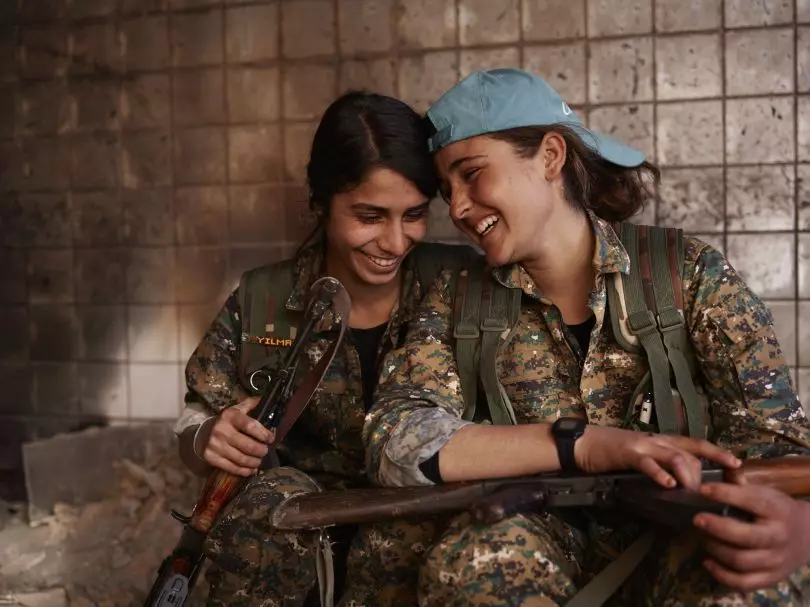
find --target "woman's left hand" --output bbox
[693,482,810,591]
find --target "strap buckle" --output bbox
[454,322,480,339]
[627,310,658,338]
[657,306,684,334]
[481,316,508,332]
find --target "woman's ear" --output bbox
[540,131,567,180]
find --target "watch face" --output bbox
[554,417,586,438]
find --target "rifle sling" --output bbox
[565,530,656,607]
[272,288,351,446]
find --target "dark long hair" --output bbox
[489,126,659,222]
[298,91,439,251]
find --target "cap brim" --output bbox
[571,125,646,168]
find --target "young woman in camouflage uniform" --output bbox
[175,91,471,606]
[365,69,810,606]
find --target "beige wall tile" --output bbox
[658,168,724,232]
[726,97,795,163]
[656,34,721,100]
[339,0,393,54]
[284,0,335,58]
[459,0,520,46]
[522,0,585,41]
[727,233,794,299]
[588,37,653,103]
[588,104,655,161]
[226,4,278,64]
[228,124,283,183]
[588,0,652,36]
[726,166,795,231]
[725,28,794,96]
[523,42,586,104]
[657,100,723,165]
[398,51,459,113]
[283,63,337,120]
[655,0,721,32]
[397,0,457,49]
[725,0,793,27]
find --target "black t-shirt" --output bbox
[566,314,596,357]
[351,322,389,412]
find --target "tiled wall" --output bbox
[0,0,808,489]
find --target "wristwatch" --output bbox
[551,417,587,474]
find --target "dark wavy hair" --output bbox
[298,91,439,251]
[489,125,659,222]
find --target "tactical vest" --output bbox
[451,222,709,439]
[236,242,480,394]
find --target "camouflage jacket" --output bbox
[176,242,465,488]
[365,216,810,488]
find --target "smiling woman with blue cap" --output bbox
[364,69,810,605]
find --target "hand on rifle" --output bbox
[693,482,810,591]
[200,396,275,477]
[576,426,741,490]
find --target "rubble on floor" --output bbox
[0,425,211,606]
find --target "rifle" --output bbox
[270,455,810,532]
[143,276,352,607]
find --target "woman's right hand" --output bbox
[574,425,741,490]
[199,396,274,476]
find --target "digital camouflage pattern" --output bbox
[364,215,810,605]
[178,243,460,606]
[204,466,440,607]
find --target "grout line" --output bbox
[651,0,659,226]
[517,0,524,67]
[220,0,231,325]
[166,1,179,420]
[720,0,727,256]
[793,0,802,388]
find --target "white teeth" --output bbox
[365,253,399,269]
[475,215,499,236]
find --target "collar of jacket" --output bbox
[283,242,421,345]
[489,211,631,299]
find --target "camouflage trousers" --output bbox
[204,467,439,607]
[419,511,810,607]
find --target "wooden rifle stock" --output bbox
[271,455,810,532]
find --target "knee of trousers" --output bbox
[205,466,321,569]
[420,514,572,595]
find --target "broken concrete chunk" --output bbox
[22,424,175,524]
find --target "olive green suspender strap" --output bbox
[452,265,522,425]
[479,276,522,425]
[608,223,704,439]
[453,265,485,421]
[646,225,705,439]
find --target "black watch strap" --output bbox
[552,417,586,474]
[556,436,578,473]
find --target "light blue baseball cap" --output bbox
[426,68,645,168]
